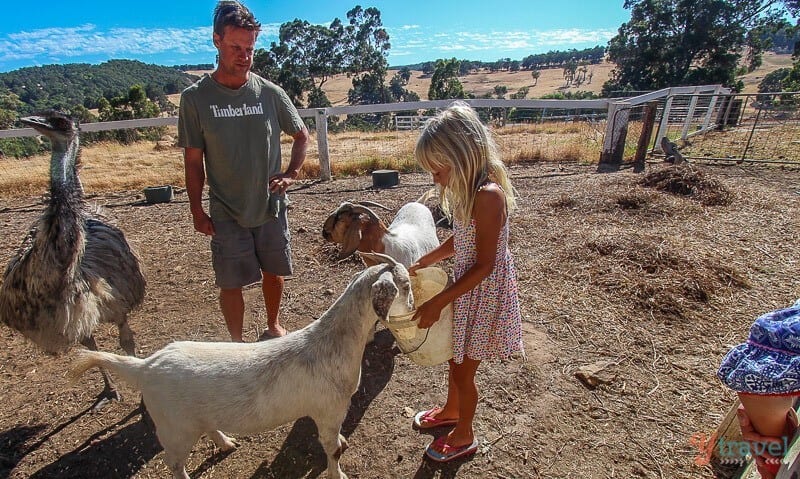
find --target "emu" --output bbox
[0,111,146,408]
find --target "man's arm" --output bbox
[286,128,309,178]
[184,146,215,235]
[269,128,309,194]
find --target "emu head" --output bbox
[21,111,82,192]
[358,252,414,320]
[20,111,79,145]
[322,202,383,260]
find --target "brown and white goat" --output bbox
[322,200,439,267]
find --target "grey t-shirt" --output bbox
[177,73,305,227]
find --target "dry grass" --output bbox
[180,53,791,105]
[0,141,186,197]
[320,53,791,104]
[322,62,615,105]
[738,52,796,94]
[0,121,605,197]
[640,163,734,206]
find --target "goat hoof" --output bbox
[91,388,122,412]
[221,437,239,451]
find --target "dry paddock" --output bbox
[1,161,799,478]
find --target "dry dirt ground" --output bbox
[1,161,800,479]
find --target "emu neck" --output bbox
[43,132,84,263]
[49,134,81,200]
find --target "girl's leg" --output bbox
[436,360,460,420]
[436,357,481,449]
[738,392,795,438]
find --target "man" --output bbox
[178,0,309,342]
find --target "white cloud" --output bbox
[0,24,216,64]
[387,26,617,63]
[0,22,615,69]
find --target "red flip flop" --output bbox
[413,407,458,429]
[425,435,479,462]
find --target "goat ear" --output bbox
[371,271,398,319]
[322,214,336,237]
[338,216,362,259]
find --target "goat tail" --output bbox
[68,349,145,389]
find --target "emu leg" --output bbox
[118,319,136,356]
[80,335,122,411]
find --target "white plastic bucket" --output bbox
[382,267,453,366]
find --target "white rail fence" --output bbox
[394,115,434,130]
[0,88,732,179]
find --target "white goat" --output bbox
[68,252,414,479]
[322,198,439,267]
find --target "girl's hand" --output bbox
[408,262,424,275]
[413,297,444,329]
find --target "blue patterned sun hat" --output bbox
[717,299,800,395]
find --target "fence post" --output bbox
[598,101,630,172]
[654,92,674,152]
[633,101,658,173]
[315,109,331,181]
[701,85,721,131]
[680,86,701,140]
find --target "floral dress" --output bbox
[451,187,524,363]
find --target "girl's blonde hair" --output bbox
[415,101,516,223]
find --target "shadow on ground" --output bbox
[27,407,160,479]
[250,328,399,478]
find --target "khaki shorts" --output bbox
[210,209,292,289]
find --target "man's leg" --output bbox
[219,287,245,342]
[262,272,286,337]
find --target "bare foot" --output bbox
[258,325,287,341]
[268,325,287,337]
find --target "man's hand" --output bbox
[192,209,215,236]
[269,172,297,195]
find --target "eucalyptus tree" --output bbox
[343,5,392,106]
[603,0,799,94]
[531,70,541,86]
[389,67,419,103]
[253,18,344,107]
[428,58,466,100]
[0,87,21,129]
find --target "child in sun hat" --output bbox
[717,299,800,479]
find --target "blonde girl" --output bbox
[409,101,524,462]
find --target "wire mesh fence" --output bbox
[647,91,800,164]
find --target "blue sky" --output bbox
[0,1,631,73]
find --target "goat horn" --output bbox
[358,251,399,267]
[415,187,439,204]
[349,204,382,223]
[357,200,391,211]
